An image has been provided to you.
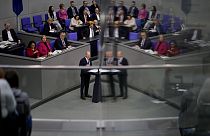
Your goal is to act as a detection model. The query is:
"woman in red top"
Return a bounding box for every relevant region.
[26,41,40,58]
[38,35,52,57]
[167,41,180,57]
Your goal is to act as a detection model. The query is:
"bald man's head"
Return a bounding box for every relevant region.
[85,51,91,59]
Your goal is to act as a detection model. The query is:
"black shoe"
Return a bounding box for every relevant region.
[117,94,123,97]
[85,95,92,98]
[81,97,86,100]
[123,96,127,99]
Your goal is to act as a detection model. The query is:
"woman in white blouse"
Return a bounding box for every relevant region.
[124,15,137,31]
[69,15,83,31]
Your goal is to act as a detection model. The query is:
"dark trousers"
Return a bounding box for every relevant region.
[108,75,115,99]
[80,74,90,97]
[118,74,128,97]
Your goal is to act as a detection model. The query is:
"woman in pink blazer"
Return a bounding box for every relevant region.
[38,35,52,57]
[138,3,147,20]
[155,35,169,56]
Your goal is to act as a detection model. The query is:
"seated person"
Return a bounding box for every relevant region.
[43,19,57,37]
[69,14,83,31]
[120,14,137,39]
[26,41,40,58]
[136,31,152,49]
[124,15,137,31]
[144,6,159,29]
[148,19,163,37]
[91,8,100,22]
[154,34,169,55]
[83,21,99,39]
[167,40,180,57]
[2,23,19,43]
[80,9,91,25]
[54,31,70,50]
[93,20,101,35]
[38,35,52,57]
[48,6,62,31]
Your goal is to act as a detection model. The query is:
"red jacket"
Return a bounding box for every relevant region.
[155,41,169,55]
[38,41,52,57]
[26,48,40,58]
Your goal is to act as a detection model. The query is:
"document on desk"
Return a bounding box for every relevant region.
[52,50,62,55]
[88,69,120,73]
[36,57,46,60]
[144,50,158,55]
[0,41,16,48]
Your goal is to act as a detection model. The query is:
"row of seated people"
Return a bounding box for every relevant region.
[0,69,31,136]
[136,31,180,57]
[46,1,100,31]
[44,17,100,40]
[25,32,70,58]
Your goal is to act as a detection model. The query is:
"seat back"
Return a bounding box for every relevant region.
[21,17,32,31]
[50,40,56,50]
[45,13,49,22]
[33,15,43,28]
[65,19,71,28]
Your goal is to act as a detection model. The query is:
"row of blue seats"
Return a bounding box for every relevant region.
[21,13,71,33]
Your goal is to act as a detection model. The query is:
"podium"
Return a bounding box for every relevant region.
[88,69,120,103]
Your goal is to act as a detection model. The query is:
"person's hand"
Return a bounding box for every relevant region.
[34,50,39,54]
[48,52,53,56]
[18,40,21,44]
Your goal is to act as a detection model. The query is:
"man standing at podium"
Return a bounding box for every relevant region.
[79,51,92,100]
[117,51,128,99]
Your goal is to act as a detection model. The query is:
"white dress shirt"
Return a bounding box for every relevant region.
[89,28,94,38]
[7,31,14,41]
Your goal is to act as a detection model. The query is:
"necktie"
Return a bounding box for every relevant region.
[62,40,66,46]
[141,39,145,47]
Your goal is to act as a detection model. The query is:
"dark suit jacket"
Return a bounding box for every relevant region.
[138,38,152,49]
[54,38,69,50]
[80,14,91,24]
[84,26,98,38]
[67,6,78,19]
[79,6,90,16]
[91,13,100,21]
[104,57,118,66]
[128,6,139,18]
[89,4,100,14]
[43,23,56,36]
[149,24,164,35]
[117,57,128,76]
[2,29,18,42]
[79,57,92,76]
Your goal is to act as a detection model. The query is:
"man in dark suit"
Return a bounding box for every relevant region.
[89,0,100,14]
[91,8,100,22]
[79,51,92,100]
[128,1,139,18]
[2,23,18,42]
[137,31,152,49]
[80,9,91,25]
[117,51,128,99]
[54,31,70,50]
[104,51,117,100]
[67,1,78,19]
[79,1,90,17]
[43,19,57,37]
[84,22,99,39]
